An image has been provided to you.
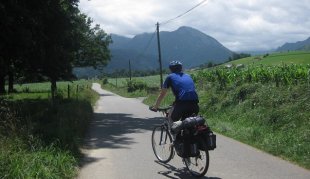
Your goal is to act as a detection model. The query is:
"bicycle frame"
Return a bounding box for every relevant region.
[150,105,210,177]
[159,124,169,145]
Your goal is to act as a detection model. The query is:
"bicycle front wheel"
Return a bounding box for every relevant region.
[184,141,209,177]
[151,125,174,163]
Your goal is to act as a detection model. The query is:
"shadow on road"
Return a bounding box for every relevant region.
[79,155,105,167]
[79,112,163,167]
[98,93,114,97]
[82,112,162,149]
[155,161,221,179]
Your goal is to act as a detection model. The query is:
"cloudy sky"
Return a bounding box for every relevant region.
[79,0,310,52]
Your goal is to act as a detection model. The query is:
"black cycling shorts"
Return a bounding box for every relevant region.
[170,101,199,122]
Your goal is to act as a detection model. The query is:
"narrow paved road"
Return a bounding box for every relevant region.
[78,83,310,179]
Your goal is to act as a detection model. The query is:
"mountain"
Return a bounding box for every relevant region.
[109,34,131,49]
[276,37,310,51]
[105,26,233,72]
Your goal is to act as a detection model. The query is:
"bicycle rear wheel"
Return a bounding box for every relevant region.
[151,125,174,163]
[184,140,209,177]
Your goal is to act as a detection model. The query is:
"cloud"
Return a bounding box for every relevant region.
[79,0,310,51]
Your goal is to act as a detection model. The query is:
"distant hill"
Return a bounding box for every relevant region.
[276,37,310,52]
[109,34,131,49]
[105,26,233,72]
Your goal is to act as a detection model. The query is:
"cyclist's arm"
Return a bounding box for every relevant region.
[153,88,168,109]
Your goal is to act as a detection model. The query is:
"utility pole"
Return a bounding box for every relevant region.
[129,59,132,81]
[156,22,163,88]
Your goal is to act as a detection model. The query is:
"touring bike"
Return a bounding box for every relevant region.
[149,106,216,177]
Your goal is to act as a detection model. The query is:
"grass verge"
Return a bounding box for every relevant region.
[0,81,99,178]
[199,82,310,169]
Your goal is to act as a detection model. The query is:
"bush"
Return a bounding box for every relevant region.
[126,79,147,92]
[102,78,108,85]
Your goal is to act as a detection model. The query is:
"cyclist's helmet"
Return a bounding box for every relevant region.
[169,60,182,73]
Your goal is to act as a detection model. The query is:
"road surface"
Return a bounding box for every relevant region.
[78,83,310,179]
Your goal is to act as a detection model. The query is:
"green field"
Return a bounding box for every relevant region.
[107,75,166,88]
[5,80,92,100]
[0,80,98,178]
[225,51,310,66]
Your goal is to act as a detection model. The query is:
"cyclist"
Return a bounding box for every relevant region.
[152,60,199,123]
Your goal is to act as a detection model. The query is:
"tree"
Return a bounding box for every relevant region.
[74,22,112,70]
[227,52,251,62]
[0,0,34,93]
[0,0,111,97]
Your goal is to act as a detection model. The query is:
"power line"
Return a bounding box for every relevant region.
[133,30,156,61]
[131,0,208,73]
[160,0,208,26]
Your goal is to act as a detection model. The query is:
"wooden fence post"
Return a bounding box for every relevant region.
[67,84,70,99]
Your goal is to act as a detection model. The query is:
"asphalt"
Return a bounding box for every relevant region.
[77,83,310,179]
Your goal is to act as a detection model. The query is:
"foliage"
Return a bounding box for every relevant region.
[0,81,98,178]
[0,1,111,95]
[126,79,147,92]
[192,64,310,89]
[227,52,251,62]
[0,137,77,179]
[74,23,112,69]
[102,78,108,85]
[198,82,310,169]
[190,62,310,168]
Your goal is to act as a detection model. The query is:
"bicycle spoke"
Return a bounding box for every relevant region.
[152,125,173,163]
[184,150,209,177]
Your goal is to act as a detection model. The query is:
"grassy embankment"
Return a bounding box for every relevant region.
[0,80,98,178]
[101,51,310,169]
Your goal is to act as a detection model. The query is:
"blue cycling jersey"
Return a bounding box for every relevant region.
[163,73,198,102]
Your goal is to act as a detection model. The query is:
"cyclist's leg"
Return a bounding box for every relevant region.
[167,106,174,126]
[181,102,200,120]
[169,104,184,141]
[170,103,183,122]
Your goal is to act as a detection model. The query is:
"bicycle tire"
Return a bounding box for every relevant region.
[151,125,174,163]
[184,139,209,177]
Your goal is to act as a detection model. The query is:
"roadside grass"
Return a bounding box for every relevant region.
[0,80,99,178]
[0,137,77,179]
[199,82,310,169]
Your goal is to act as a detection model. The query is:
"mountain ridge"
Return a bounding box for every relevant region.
[276,37,310,51]
[106,26,233,72]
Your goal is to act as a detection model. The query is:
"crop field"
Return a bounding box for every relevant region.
[226,51,310,66]
[194,63,310,88]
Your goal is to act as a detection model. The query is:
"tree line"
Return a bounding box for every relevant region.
[0,0,111,97]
